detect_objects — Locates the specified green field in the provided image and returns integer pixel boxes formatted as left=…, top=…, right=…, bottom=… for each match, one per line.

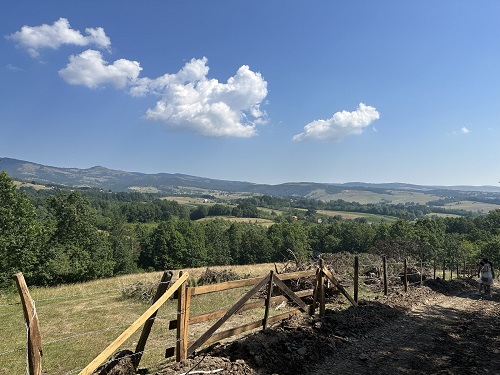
left=443, top=200, right=500, bottom=213
left=307, top=189, right=442, bottom=205
left=198, top=216, right=276, bottom=227
left=316, top=209, right=399, bottom=223
left=0, top=264, right=279, bottom=375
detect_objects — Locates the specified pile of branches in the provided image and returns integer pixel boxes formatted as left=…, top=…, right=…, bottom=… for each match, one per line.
left=196, top=268, right=250, bottom=286
left=121, top=282, right=157, bottom=303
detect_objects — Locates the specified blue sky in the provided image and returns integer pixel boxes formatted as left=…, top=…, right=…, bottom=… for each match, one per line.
left=1, top=1, right=500, bottom=187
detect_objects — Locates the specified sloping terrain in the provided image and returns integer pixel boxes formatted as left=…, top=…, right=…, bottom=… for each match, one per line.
left=3, top=157, right=500, bottom=203
left=153, top=279, right=500, bottom=375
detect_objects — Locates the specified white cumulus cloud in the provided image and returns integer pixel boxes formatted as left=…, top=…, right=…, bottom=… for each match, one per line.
left=7, top=19, right=268, bottom=138
left=59, top=49, right=142, bottom=89
left=135, top=58, right=268, bottom=138
left=6, top=18, right=111, bottom=58
left=292, top=103, right=380, bottom=141
left=130, top=57, right=210, bottom=97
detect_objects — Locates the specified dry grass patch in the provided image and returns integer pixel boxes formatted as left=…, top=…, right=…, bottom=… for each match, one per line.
left=310, top=189, right=440, bottom=205
left=443, top=200, right=500, bottom=213
left=198, top=216, right=275, bottom=227
left=0, top=264, right=281, bottom=374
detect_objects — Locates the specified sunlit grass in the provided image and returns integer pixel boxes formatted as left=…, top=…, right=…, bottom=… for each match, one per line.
left=0, top=264, right=280, bottom=375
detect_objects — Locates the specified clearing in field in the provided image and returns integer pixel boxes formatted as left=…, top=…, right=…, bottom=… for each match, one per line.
left=307, top=189, right=441, bottom=205
left=443, top=200, right=500, bottom=213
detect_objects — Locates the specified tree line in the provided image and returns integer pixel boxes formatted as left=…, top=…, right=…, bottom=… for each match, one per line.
left=1, top=171, right=499, bottom=288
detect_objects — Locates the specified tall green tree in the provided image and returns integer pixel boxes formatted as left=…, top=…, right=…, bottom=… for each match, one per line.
left=45, top=191, right=114, bottom=283
left=176, top=220, right=207, bottom=267
left=109, top=215, right=139, bottom=275
left=267, top=221, right=311, bottom=261
left=238, top=224, right=273, bottom=264
left=201, top=219, right=232, bottom=265
left=0, top=172, right=45, bottom=287
left=143, top=220, right=188, bottom=270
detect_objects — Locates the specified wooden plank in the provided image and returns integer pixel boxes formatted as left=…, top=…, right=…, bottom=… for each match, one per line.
left=404, top=258, right=408, bottom=292
left=134, top=271, right=173, bottom=368
left=354, top=256, right=359, bottom=303
left=181, top=286, right=192, bottom=359
left=319, top=260, right=325, bottom=316
left=189, top=270, right=316, bottom=296
left=78, top=272, right=189, bottom=375
left=383, top=256, right=388, bottom=296
left=205, top=320, right=262, bottom=344
left=310, top=269, right=320, bottom=315
left=172, top=290, right=313, bottom=328
left=171, top=308, right=305, bottom=358
left=272, top=274, right=308, bottom=312
left=187, top=274, right=270, bottom=357
left=14, top=273, right=42, bottom=375
left=199, top=308, right=304, bottom=347
left=190, top=277, right=263, bottom=295
left=274, top=269, right=317, bottom=281
left=176, top=279, right=188, bottom=361
left=322, top=267, right=357, bottom=307
left=263, top=271, right=273, bottom=330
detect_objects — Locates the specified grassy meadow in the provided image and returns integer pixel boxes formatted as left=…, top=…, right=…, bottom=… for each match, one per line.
left=0, top=255, right=456, bottom=374
left=306, top=189, right=442, bottom=205
left=315, top=209, right=398, bottom=223
left=0, top=264, right=282, bottom=375
left=443, top=200, right=500, bottom=213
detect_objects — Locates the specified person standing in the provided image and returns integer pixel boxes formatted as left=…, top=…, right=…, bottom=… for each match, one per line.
left=478, top=257, right=494, bottom=297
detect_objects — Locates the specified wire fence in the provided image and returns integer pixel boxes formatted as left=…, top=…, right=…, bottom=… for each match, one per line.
left=0, top=276, right=182, bottom=375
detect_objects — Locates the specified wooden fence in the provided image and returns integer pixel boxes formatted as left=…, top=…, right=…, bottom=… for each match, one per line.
left=15, top=261, right=357, bottom=374
left=16, top=254, right=471, bottom=374
left=167, top=262, right=356, bottom=362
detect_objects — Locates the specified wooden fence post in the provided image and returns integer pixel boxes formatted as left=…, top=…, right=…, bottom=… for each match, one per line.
left=176, top=272, right=190, bottom=362
left=14, top=273, right=42, bottom=375
left=134, top=271, right=173, bottom=368
left=403, top=258, right=408, bottom=292
left=263, top=271, right=274, bottom=330
left=354, top=256, right=359, bottom=303
left=319, top=259, right=325, bottom=316
left=382, top=256, right=388, bottom=296
left=78, top=272, right=189, bottom=375
left=310, top=268, right=320, bottom=315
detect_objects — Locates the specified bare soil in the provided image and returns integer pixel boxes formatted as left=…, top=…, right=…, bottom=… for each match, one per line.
left=148, top=278, right=500, bottom=375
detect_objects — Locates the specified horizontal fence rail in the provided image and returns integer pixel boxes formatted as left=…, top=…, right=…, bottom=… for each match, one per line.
left=9, top=255, right=483, bottom=374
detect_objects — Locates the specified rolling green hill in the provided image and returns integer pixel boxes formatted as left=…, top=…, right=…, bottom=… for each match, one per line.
left=2, top=157, right=500, bottom=211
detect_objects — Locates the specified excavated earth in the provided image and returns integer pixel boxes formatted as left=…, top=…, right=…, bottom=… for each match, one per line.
left=147, top=278, right=500, bottom=375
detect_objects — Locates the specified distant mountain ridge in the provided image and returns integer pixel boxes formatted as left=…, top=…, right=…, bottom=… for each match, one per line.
left=2, top=157, right=500, bottom=199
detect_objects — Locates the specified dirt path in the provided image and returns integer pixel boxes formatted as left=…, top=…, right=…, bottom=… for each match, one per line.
left=154, top=279, right=500, bottom=375
left=311, top=285, right=500, bottom=374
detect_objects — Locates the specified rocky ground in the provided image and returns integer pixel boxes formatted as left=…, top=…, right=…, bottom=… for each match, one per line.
left=148, top=278, right=500, bottom=375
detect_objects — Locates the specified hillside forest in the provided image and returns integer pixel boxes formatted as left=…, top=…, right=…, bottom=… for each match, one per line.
left=1, top=171, right=500, bottom=288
